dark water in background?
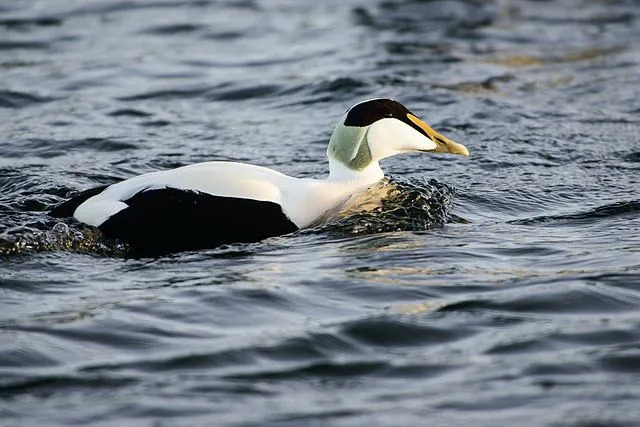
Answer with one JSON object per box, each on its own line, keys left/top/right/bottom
{"left": 1, "top": 0, "right": 640, "bottom": 425}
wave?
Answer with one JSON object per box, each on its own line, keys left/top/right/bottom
{"left": 510, "top": 199, "right": 640, "bottom": 226}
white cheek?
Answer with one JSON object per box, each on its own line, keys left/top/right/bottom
{"left": 368, "top": 118, "right": 436, "bottom": 159}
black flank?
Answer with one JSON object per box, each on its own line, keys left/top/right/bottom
{"left": 99, "top": 188, "right": 298, "bottom": 256}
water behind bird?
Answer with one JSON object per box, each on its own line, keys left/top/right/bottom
{"left": 1, "top": 0, "right": 639, "bottom": 425}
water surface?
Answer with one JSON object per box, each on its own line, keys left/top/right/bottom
{"left": 1, "top": 0, "right": 640, "bottom": 425}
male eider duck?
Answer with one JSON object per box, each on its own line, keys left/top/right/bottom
{"left": 50, "top": 98, "right": 469, "bottom": 255}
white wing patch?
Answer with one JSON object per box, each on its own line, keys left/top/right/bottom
{"left": 74, "top": 199, "right": 128, "bottom": 227}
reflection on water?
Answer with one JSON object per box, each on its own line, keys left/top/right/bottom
{"left": 1, "top": 0, "right": 640, "bottom": 425}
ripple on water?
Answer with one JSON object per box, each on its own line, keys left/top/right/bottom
{"left": 107, "top": 108, "right": 153, "bottom": 118}
{"left": 0, "top": 90, "right": 55, "bottom": 108}
{"left": 0, "top": 17, "right": 62, "bottom": 29}
{"left": 1, "top": 0, "right": 640, "bottom": 424}
{"left": 440, "top": 281, "right": 640, "bottom": 317}
{"left": 0, "top": 374, "right": 136, "bottom": 398}
{"left": 339, "top": 316, "right": 474, "bottom": 348}
{"left": 2, "top": 138, "right": 139, "bottom": 159}
{"left": 510, "top": 199, "right": 640, "bottom": 226}
{"left": 138, "top": 23, "right": 209, "bottom": 36}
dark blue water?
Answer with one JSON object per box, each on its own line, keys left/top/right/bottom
{"left": 1, "top": 0, "right": 640, "bottom": 425}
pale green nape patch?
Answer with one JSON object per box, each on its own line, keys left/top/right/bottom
{"left": 327, "top": 124, "right": 372, "bottom": 170}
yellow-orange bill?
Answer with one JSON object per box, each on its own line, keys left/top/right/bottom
{"left": 407, "top": 113, "right": 469, "bottom": 156}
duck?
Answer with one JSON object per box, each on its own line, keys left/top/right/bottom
{"left": 49, "top": 98, "right": 469, "bottom": 255}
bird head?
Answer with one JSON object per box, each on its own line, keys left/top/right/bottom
{"left": 327, "top": 98, "right": 469, "bottom": 173}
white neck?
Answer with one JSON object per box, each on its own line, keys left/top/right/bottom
{"left": 327, "top": 156, "right": 384, "bottom": 184}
